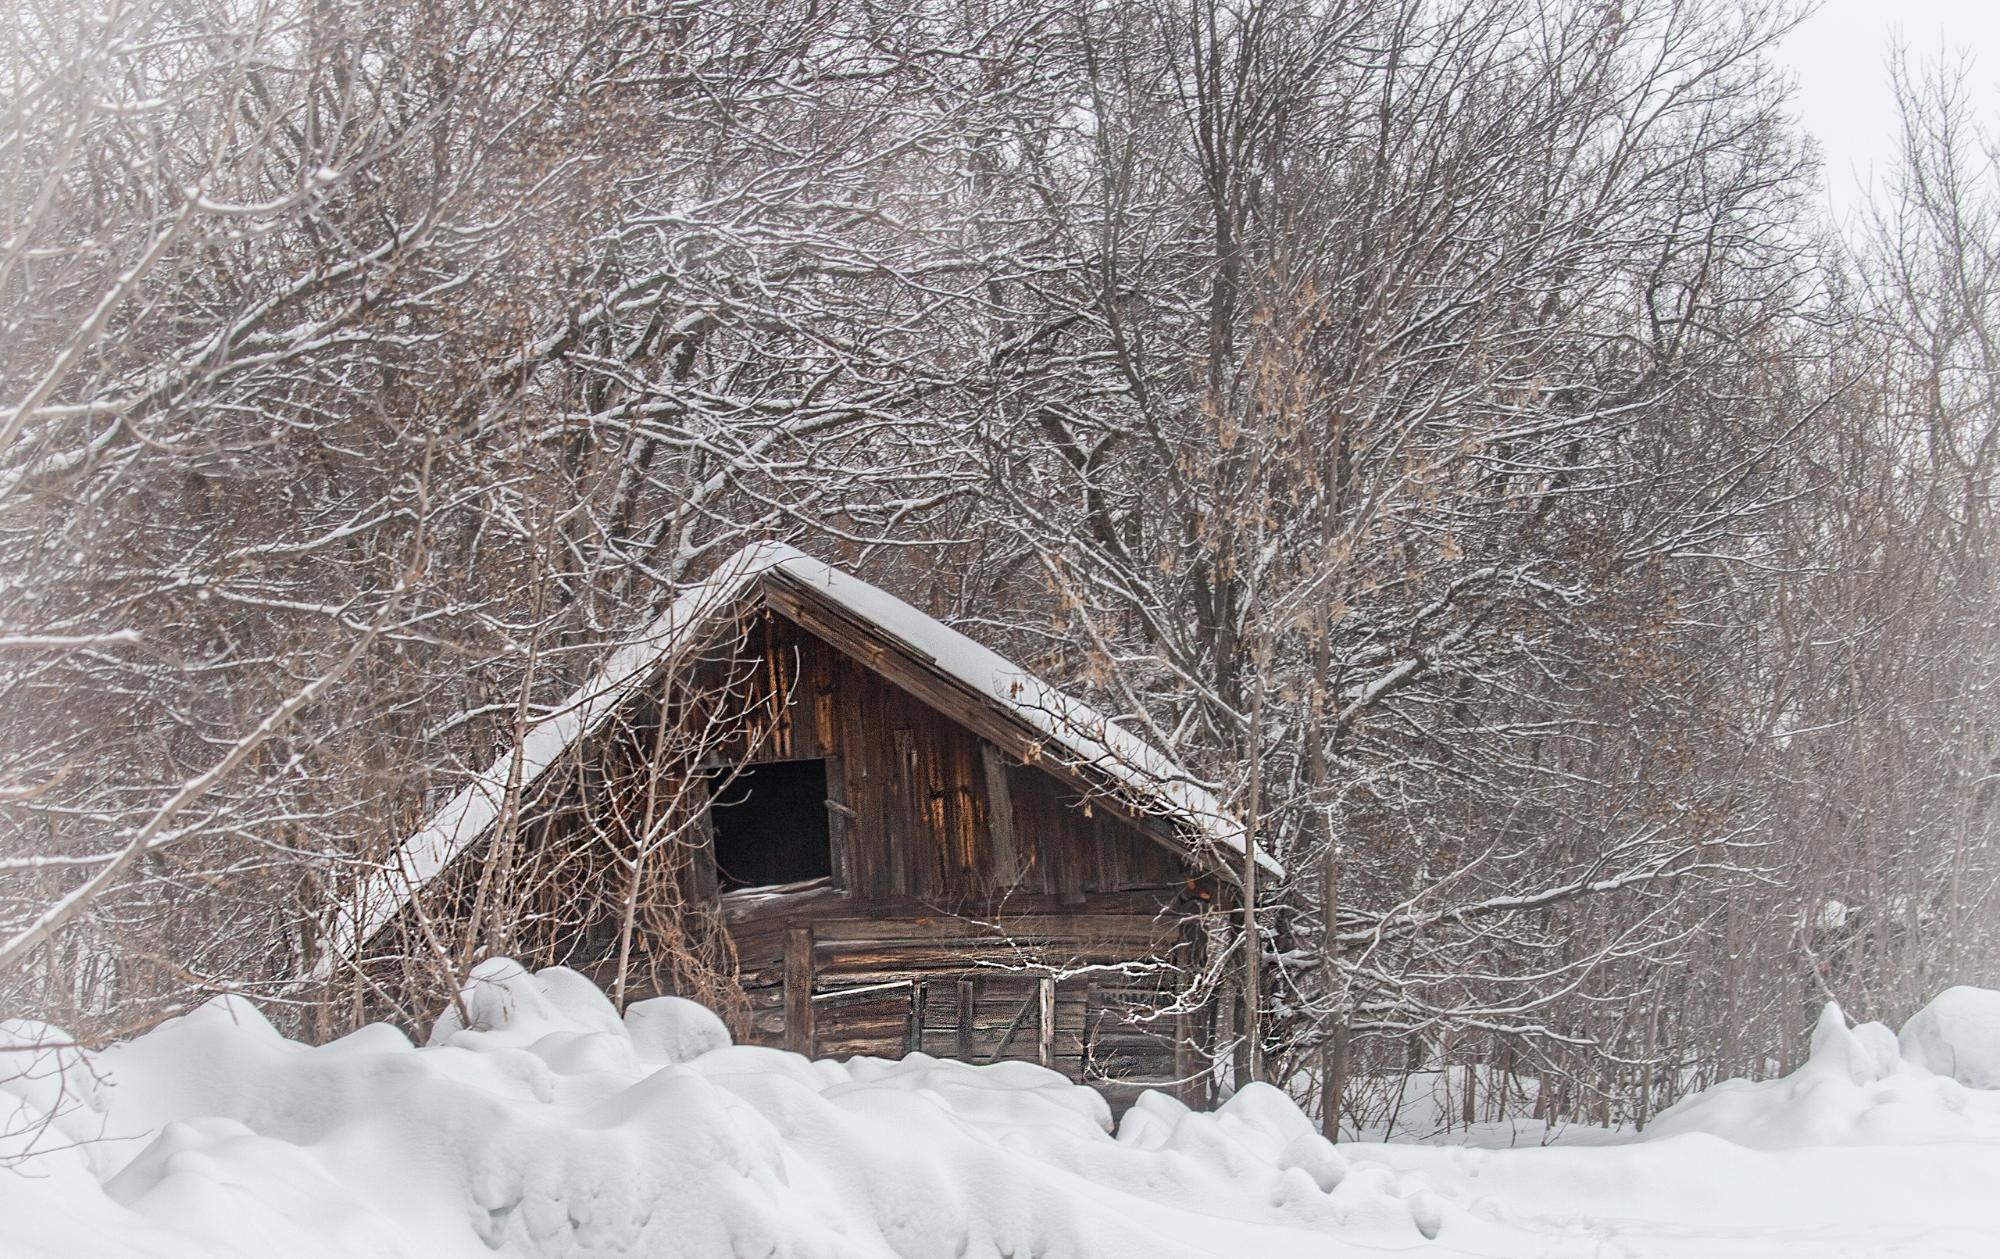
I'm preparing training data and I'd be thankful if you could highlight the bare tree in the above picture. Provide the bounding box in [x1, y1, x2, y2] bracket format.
[2, 0, 1995, 1147]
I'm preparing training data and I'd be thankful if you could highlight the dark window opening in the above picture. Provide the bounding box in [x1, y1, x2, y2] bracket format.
[708, 758, 833, 890]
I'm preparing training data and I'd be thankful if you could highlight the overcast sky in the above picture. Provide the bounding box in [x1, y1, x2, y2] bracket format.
[1774, 0, 1997, 222]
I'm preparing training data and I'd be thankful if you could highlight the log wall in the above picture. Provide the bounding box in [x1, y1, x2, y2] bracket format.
[721, 888, 1208, 1108]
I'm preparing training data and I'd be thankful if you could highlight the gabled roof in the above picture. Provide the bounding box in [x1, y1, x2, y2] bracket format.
[324, 543, 1276, 970]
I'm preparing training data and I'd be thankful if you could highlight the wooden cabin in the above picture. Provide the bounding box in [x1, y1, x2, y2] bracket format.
[337, 543, 1276, 1108]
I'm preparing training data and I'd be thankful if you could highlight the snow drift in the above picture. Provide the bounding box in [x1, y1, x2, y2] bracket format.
[1900, 985, 2000, 1089]
[1637, 999, 2000, 1149]
[0, 960, 1445, 1259]
[5, 964, 2000, 1258]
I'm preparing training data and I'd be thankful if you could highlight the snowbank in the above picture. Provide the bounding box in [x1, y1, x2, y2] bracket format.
[0, 960, 1447, 1259]
[6, 967, 2000, 1258]
[1638, 1001, 2000, 1149]
[1900, 986, 2000, 1089]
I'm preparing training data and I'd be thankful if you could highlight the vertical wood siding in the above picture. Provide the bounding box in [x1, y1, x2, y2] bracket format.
[696, 610, 1186, 903]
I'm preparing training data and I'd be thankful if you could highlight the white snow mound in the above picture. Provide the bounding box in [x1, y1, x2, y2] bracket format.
[1900, 985, 2000, 1089]
[10, 977, 2000, 1257]
[1640, 1000, 2000, 1149]
[0, 961, 1448, 1259]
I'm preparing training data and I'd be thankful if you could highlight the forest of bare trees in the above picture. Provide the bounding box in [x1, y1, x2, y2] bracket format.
[3, 0, 1995, 1137]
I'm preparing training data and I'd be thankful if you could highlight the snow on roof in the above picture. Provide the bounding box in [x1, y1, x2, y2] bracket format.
[323, 542, 1275, 971]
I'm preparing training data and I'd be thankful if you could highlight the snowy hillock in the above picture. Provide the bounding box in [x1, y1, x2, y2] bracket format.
[0, 959, 1448, 1259]
[6, 965, 2000, 1258]
[1637, 1000, 2000, 1149]
[1900, 986, 2000, 1089]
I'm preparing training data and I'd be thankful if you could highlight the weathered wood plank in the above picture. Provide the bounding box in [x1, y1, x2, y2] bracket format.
[824, 751, 852, 891]
[1037, 975, 1056, 1068]
[805, 909, 1182, 944]
[784, 922, 814, 1055]
[906, 981, 926, 1056]
[812, 957, 1161, 987]
[726, 888, 1184, 934]
[955, 979, 973, 1060]
[981, 742, 1021, 889]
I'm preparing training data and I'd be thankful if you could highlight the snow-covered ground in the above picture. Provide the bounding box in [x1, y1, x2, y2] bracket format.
[5, 965, 1998, 1258]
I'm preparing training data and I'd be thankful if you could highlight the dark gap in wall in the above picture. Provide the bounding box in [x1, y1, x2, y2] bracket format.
[708, 758, 832, 890]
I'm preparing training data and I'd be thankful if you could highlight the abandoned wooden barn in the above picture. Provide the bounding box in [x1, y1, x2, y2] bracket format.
[335, 543, 1277, 1106]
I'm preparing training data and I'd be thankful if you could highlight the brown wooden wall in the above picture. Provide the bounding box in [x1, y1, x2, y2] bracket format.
[695, 609, 1188, 905]
[721, 888, 1209, 1109]
[690, 606, 1212, 1105]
